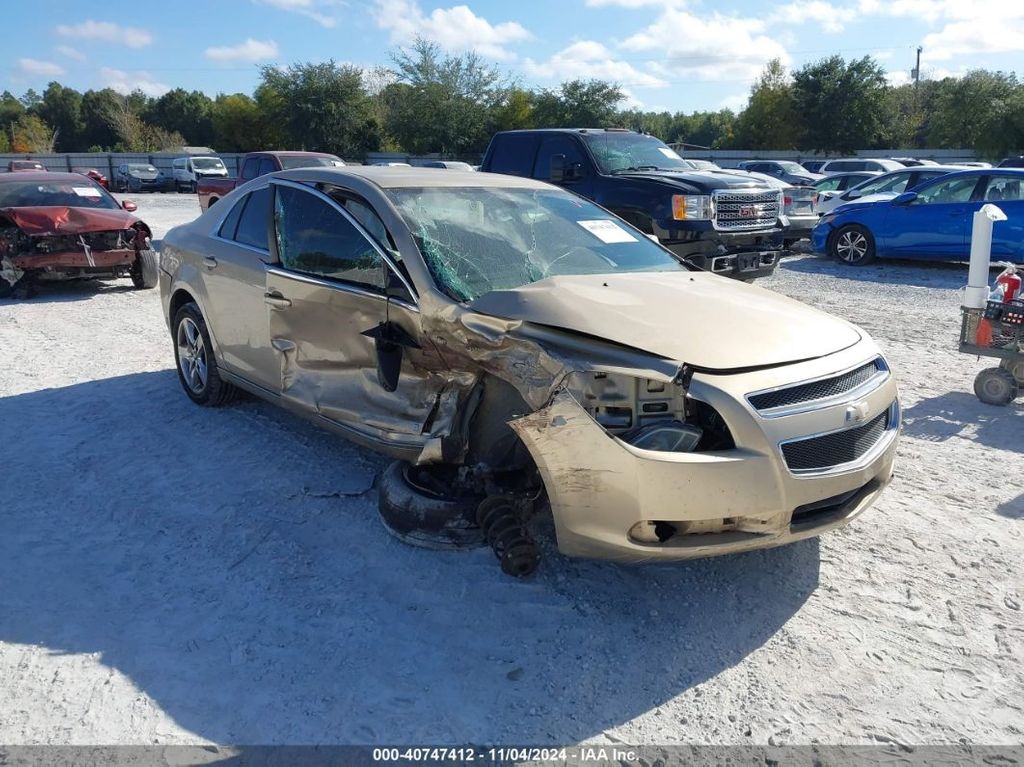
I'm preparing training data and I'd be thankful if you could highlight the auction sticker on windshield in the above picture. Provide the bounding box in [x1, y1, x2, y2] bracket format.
[72, 186, 101, 197]
[577, 219, 637, 243]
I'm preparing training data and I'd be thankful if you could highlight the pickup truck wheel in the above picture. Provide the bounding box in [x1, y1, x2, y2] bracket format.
[377, 461, 484, 550]
[172, 303, 237, 406]
[830, 225, 876, 265]
[974, 367, 1017, 406]
[130, 249, 159, 289]
[207, 197, 218, 208]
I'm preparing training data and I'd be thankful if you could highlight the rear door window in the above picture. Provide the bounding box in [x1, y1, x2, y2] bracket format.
[240, 158, 258, 180]
[487, 133, 540, 177]
[218, 194, 247, 239]
[234, 186, 271, 249]
[257, 158, 277, 177]
[274, 185, 386, 291]
[982, 175, 1024, 201]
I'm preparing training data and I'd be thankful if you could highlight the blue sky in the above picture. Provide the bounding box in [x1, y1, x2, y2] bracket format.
[3, 0, 1023, 113]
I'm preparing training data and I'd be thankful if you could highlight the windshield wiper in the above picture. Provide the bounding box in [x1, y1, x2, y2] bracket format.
[609, 165, 661, 174]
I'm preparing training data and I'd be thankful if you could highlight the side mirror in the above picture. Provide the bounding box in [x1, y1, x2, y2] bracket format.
[121, 200, 138, 212]
[846, 189, 863, 200]
[361, 321, 421, 393]
[892, 191, 918, 205]
[550, 154, 582, 183]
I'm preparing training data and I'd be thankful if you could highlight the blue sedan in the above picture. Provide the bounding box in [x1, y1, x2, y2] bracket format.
[811, 169, 1024, 265]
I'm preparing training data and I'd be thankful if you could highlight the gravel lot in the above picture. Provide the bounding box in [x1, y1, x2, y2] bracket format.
[0, 193, 1021, 747]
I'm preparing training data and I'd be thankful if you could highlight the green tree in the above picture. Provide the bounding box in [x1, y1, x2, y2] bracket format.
[80, 89, 122, 150]
[11, 113, 56, 152]
[792, 55, 888, 152]
[35, 82, 84, 151]
[258, 60, 377, 157]
[532, 79, 624, 128]
[145, 88, 215, 147]
[734, 59, 799, 149]
[488, 87, 535, 133]
[385, 38, 507, 156]
[927, 70, 1019, 152]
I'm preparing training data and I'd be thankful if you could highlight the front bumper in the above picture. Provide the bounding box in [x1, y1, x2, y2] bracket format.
[810, 220, 833, 253]
[510, 343, 899, 562]
[10, 248, 136, 271]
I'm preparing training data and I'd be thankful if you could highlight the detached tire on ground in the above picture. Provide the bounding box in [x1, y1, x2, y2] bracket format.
[829, 224, 876, 266]
[172, 302, 237, 406]
[377, 461, 484, 550]
[974, 366, 1018, 406]
[131, 249, 159, 289]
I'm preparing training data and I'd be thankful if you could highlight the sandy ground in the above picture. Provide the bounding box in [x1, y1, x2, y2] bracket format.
[0, 193, 1021, 747]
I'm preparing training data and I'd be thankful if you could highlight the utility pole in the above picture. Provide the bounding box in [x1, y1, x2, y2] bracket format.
[913, 46, 922, 90]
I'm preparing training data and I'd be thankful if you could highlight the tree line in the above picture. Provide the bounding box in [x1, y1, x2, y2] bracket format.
[2, 40, 1022, 160]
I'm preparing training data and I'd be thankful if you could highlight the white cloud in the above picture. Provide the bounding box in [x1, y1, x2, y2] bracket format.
[55, 20, 152, 48]
[204, 38, 280, 63]
[775, 0, 856, 33]
[620, 8, 790, 83]
[55, 45, 87, 62]
[857, 0, 1024, 59]
[585, 0, 683, 6]
[100, 67, 170, 98]
[14, 58, 65, 78]
[374, 0, 530, 60]
[255, 0, 340, 28]
[885, 69, 912, 86]
[523, 41, 668, 89]
[719, 92, 749, 111]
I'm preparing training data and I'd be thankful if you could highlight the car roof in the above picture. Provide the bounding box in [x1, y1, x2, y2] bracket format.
[0, 171, 97, 184]
[276, 166, 552, 190]
[255, 151, 339, 158]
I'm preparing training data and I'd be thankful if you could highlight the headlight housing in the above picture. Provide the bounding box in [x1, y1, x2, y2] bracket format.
[672, 194, 713, 221]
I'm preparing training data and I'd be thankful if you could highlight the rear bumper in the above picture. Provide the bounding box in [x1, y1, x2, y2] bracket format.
[510, 342, 899, 562]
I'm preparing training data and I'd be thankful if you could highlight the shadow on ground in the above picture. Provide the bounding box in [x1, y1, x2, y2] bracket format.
[0, 371, 819, 745]
[997, 494, 1024, 520]
[901, 391, 1023, 451]
[781, 254, 982, 290]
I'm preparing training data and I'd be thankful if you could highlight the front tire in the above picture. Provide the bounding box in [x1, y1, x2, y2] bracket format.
[377, 461, 484, 550]
[130, 249, 159, 289]
[172, 303, 236, 406]
[830, 224, 876, 265]
[974, 367, 1017, 406]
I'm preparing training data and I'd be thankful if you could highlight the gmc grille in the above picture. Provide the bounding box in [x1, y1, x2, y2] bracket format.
[781, 407, 892, 473]
[749, 358, 886, 413]
[713, 191, 780, 231]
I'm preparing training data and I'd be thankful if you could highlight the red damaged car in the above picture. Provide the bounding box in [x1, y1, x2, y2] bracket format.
[0, 172, 158, 298]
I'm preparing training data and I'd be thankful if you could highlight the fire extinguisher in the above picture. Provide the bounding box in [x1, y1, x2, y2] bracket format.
[996, 265, 1021, 303]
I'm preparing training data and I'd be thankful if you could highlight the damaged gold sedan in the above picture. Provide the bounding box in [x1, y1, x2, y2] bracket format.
[159, 167, 899, 576]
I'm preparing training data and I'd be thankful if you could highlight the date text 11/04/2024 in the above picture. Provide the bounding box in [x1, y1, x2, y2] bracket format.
[372, 746, 639, 762]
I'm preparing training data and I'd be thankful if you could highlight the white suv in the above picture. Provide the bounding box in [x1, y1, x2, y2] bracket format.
[172, 156, 228, 192]
[819, 158, 904, 174]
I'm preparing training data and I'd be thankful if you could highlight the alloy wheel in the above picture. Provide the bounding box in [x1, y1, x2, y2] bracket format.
[835, 230, 868, 263]
[176, 317, 208, 393]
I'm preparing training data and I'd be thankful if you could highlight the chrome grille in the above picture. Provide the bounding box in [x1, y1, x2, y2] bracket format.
[782, 408, 891, 473]
[713, 191, 780, 231]
[749, 358, 885, 412]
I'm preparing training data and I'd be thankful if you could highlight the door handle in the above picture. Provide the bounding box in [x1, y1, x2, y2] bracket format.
[202, 256, 218, 269]
[264, 292, 291, 309]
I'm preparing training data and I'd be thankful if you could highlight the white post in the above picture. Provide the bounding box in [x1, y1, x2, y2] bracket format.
[963, 203, 1007, 309]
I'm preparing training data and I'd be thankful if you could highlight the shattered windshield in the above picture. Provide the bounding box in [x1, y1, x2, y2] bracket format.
[385, 186, 690, 301]
[580, 133, 691, 174]
[0, 180, 121, 209]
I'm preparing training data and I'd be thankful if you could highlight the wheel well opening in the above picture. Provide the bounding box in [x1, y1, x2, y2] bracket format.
[169, 289, 195, 325]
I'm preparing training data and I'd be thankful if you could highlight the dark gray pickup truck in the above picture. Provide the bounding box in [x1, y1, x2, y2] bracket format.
[481, 128, 787, 280]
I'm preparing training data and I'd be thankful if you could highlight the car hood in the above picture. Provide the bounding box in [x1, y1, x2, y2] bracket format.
[0, 206, 139, 236]
[616, 168, 771, 192]
[469, 271, 862, 371]
[831, 193, 898, 215]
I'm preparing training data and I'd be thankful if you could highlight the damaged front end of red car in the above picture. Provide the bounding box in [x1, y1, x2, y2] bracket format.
[0, 206, 151, 297]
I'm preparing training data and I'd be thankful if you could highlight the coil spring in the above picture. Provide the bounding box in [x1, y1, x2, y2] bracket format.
[476, 496, 539, 577]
